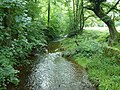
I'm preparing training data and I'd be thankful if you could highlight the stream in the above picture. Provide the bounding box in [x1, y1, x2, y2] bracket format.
[7, 41, 96, 90]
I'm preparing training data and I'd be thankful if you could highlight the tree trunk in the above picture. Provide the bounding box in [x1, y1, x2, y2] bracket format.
[79, 0, 84, 33]
[3, 8, 10, 29]
[93, 6, 119, 43]
[73, 0, 76, 23]
[2, 8, 11, 46]
[48, 0, 50, 26]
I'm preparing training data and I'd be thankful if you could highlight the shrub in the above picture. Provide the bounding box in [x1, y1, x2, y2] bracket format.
[0, 50, 19, 89]
[75, 39, 104, 57]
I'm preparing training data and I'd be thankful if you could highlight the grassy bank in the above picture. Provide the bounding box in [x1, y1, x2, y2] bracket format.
[62, 30, 120, 90]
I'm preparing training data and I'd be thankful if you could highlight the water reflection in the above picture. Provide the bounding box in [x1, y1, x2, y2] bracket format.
[24, 52, 95, 90]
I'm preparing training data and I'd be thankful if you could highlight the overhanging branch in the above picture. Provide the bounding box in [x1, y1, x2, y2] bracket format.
[106, 0, 120, 14]
[84, 6, 94, 11]
[115, 8, 120, 12]
[84, 14, 95, 21]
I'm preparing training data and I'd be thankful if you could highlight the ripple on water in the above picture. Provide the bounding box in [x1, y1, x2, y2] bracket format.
[24, 52, 96, 90]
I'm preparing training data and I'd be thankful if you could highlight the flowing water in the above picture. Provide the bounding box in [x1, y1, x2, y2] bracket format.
[7, 41, 96, 90]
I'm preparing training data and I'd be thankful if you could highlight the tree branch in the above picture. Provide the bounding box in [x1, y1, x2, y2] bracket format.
[84, 14, 95, 21]
[115, 8, 120, 12]
[106, 0, 120, 14]
[84, 6, 94, 11]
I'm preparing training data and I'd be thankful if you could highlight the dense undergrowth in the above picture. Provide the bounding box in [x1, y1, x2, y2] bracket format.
[62, 30, 120, 90]
[0, 0, 47, 89]
[1, 0, 120, 90]
[0, 21, 47, 90]
[0, 0, 63, 89]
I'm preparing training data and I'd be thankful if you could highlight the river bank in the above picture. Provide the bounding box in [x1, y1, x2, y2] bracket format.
[7, 40, 96, 90]
[61, 30, 120, 90]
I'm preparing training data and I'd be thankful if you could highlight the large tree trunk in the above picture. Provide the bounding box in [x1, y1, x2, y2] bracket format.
[93, 5, 119, 44]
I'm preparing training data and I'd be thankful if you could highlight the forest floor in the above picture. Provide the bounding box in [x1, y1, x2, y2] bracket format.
[62, 30, 120, 90]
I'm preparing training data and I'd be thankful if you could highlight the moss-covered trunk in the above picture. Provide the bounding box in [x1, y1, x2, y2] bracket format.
[93, 5, 119, 44]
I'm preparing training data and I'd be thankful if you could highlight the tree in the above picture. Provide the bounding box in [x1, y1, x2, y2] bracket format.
[67, 0, 85, 37]
[79, 0, 84, 32]
[86, 0, 120, 44]
[48, 0, 51, 26]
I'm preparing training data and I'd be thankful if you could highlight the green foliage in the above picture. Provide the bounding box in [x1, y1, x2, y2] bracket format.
[0, 0, 27, 8]
[62, 30, 120, 90]
[47, 1, 69, 37]
[67, 20, 79, 37]
[0, 49, 19, 89]
[75, 55, 91, 68]
[87, 55, 120, 90]
[50, 13, 63, 35]
[26, 20, 46, 43]
[0, 0, 120, 89]
[63, 30, 107, 57]
[0, 0, 47, 89]
[43, 26, 59, 41]
[89, 0, 106, 3]
[74, 39, 103, 57]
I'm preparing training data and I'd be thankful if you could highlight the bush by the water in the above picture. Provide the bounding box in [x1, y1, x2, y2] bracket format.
[0, 1, 47, 89]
